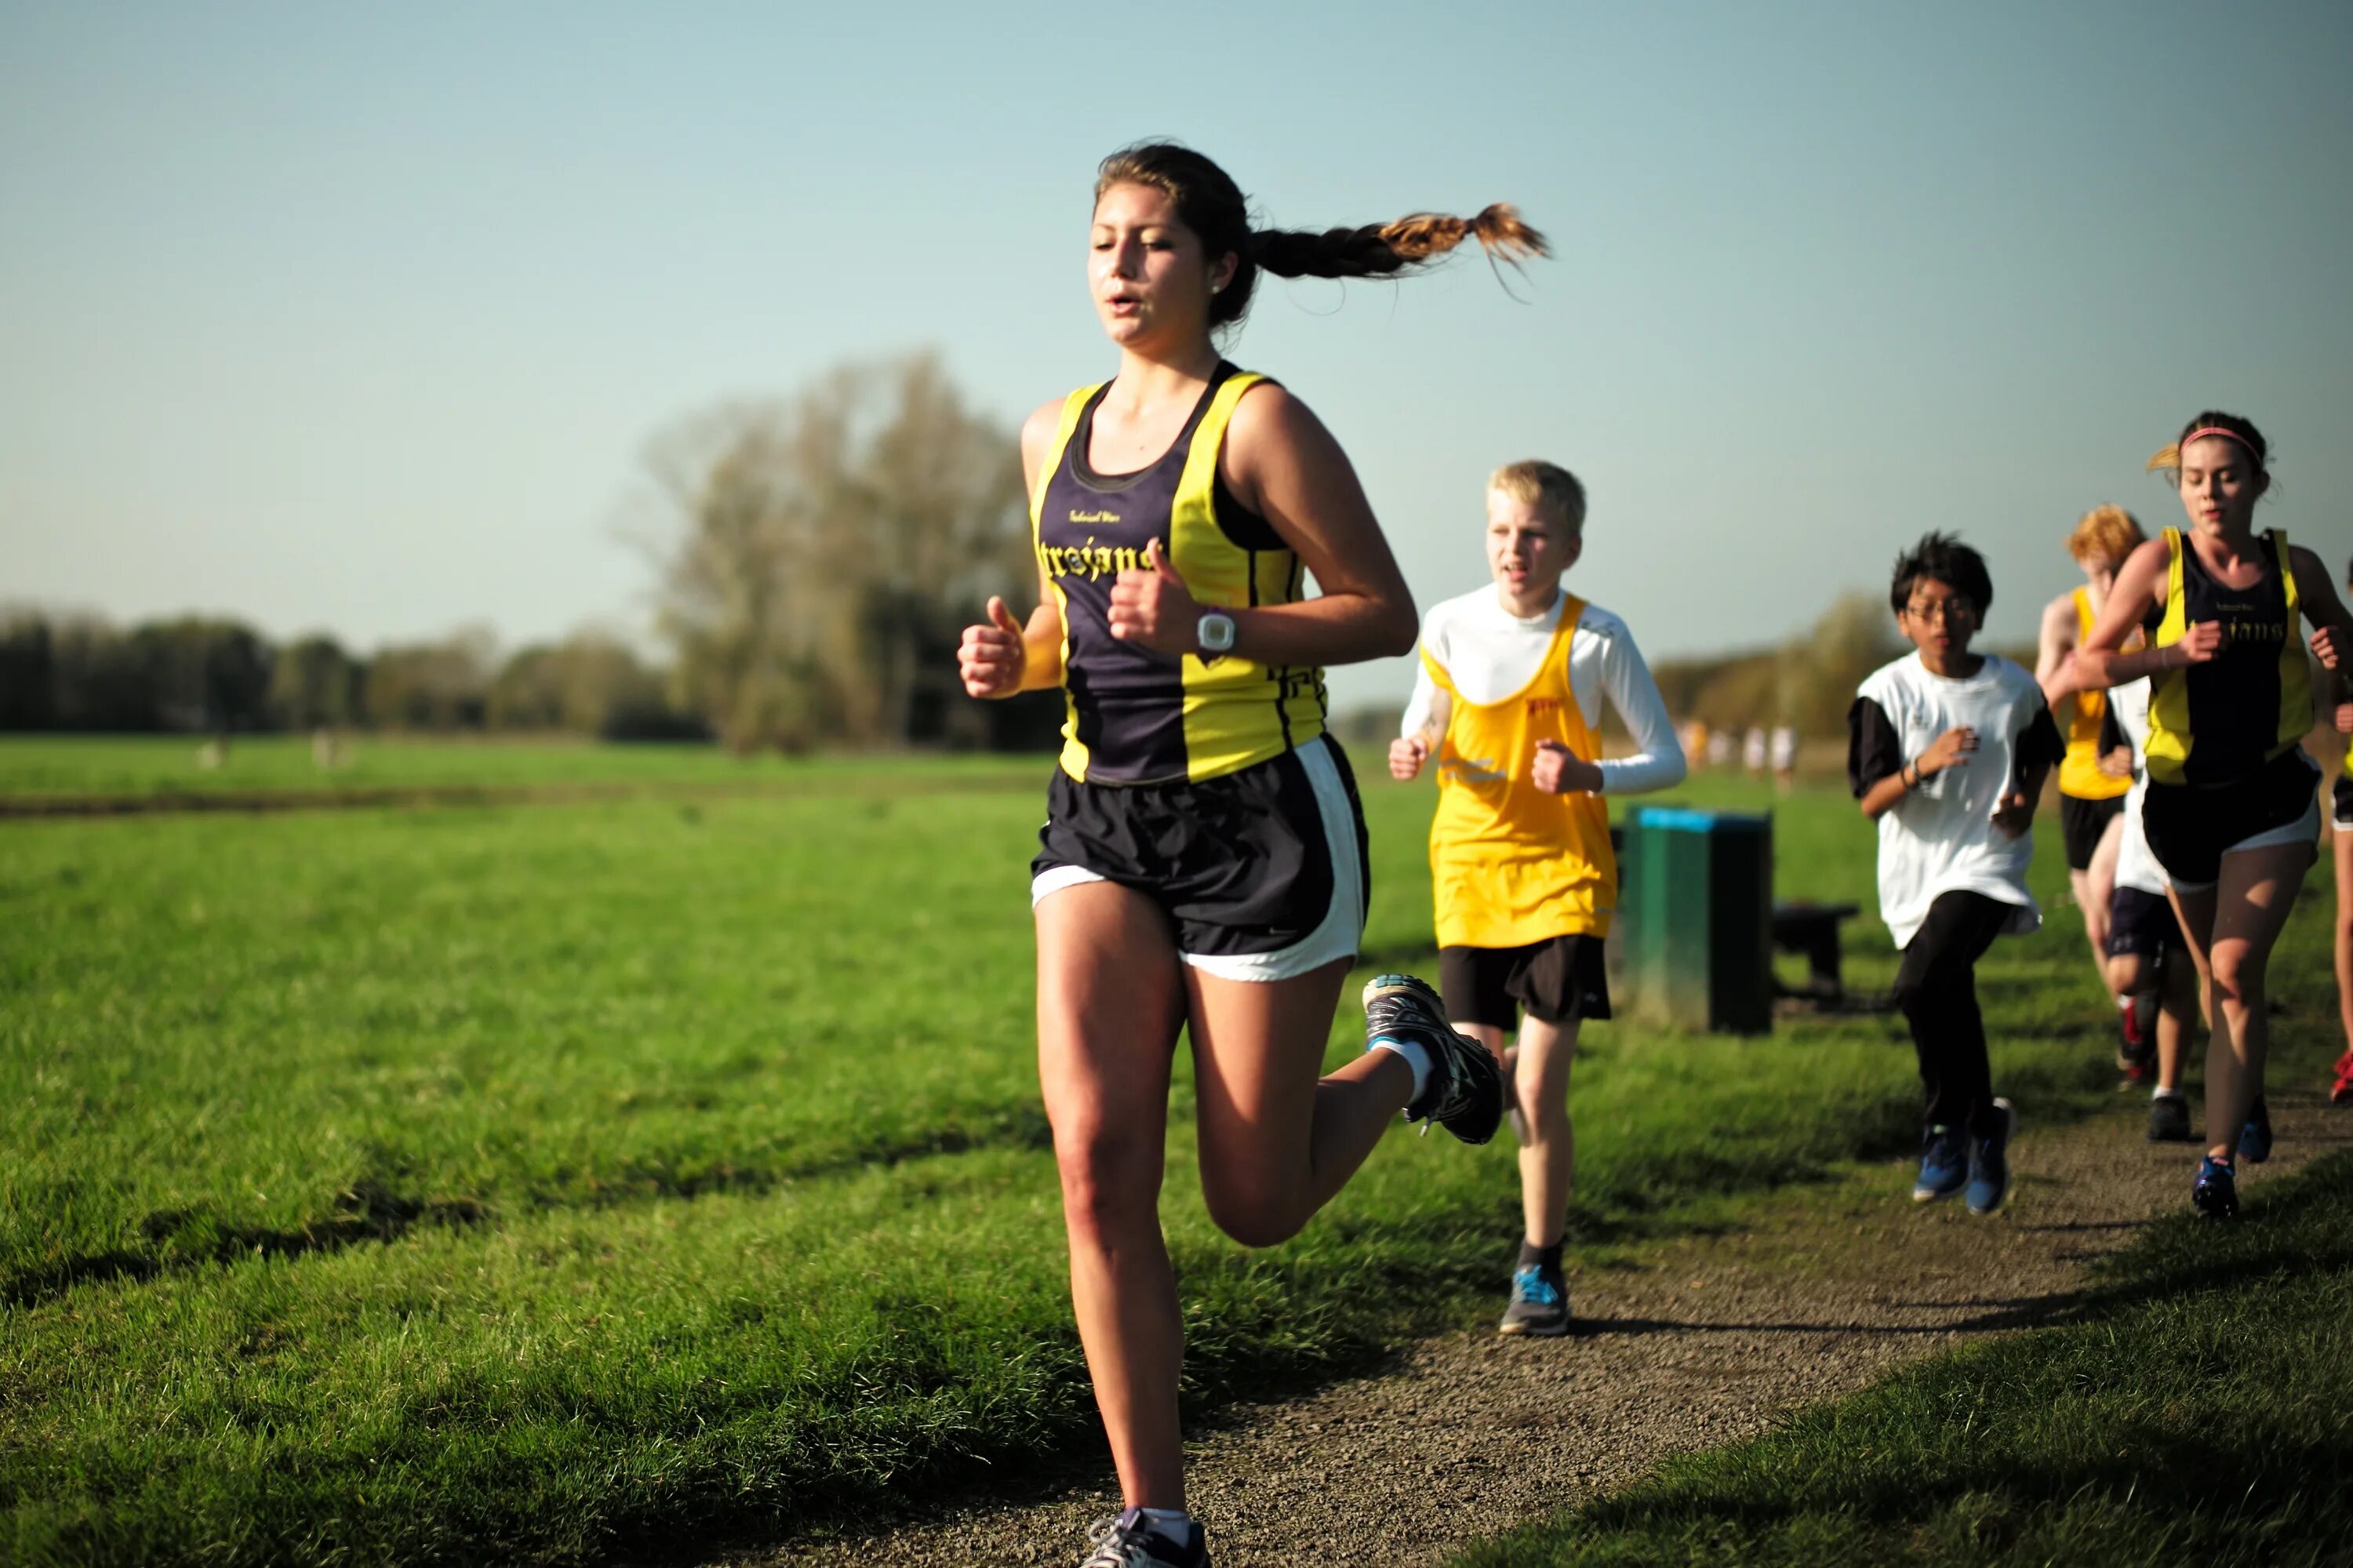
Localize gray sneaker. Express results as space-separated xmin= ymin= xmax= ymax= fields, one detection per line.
xmin=2148 ymin=1091 xmax=2193 ymax=1143
xmin=1498 ymin=1261 xmax=1569 ymax=1337
xmin=1080 ymin=1510 xmax=1208 ymax=1567
xmin=1363 ymin=973 xmax=1502 ymax=1144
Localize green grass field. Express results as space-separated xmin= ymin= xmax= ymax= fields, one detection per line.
xmin=2 ymin=739 xmax=2342 ymax=1565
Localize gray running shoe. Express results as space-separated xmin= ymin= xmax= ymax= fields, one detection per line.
xmin=2148 ymin=1091 xmax=2193 ymax=1143
xmin=1498 ymin=1261 xmax=1570 ymax=1337
xmin=1081 ymin=1510 xmax=1208 ymax=1568
xmin=1363 ymin=973 xmax=1503 ymax=1144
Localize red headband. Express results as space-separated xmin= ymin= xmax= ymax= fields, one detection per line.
xmin=2179 ymin=426 xmax=2262 ymax=466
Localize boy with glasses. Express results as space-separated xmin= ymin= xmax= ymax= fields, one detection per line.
xmin=1849 ymin=533 xmax=2066 ymax=1213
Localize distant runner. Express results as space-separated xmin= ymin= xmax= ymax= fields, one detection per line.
xmin=1849 ymin=533 xmax=2064 ymax=1216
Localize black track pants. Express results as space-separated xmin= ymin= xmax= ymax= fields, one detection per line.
xmin=1891 ymin=890 xmax=2015 ymax=1139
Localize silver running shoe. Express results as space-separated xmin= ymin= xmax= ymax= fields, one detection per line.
xmin=1080 ymin=1509 xmax=1208 ymax=1567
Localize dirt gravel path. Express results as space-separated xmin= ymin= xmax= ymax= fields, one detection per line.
xmin=734 ymin=1082 xmax=2348 ymax=1567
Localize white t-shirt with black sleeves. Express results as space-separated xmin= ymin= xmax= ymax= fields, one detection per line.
xmin=1847 ymin=652 xmax=2066 ymax=949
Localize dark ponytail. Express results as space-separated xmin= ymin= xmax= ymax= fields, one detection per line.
xmin=1094 ymin=142 xmax=1547 ymax=332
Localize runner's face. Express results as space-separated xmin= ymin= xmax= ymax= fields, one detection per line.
xmin=1089 ymin=182 xmax=1232 ymax=351
xmin=1897 ymin=576 xmax=1977 ymax=659
xmin=1486 ymin=492 xmax=1577 ymax=606
xmin=2177 ymin=435 xmax=2265 ymax=535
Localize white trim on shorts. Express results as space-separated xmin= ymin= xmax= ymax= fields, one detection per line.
xmin=2169 ymin=791 xmax=2321 ymax=894
xmin=1028 ymin=735 xmax=1366 ymax=983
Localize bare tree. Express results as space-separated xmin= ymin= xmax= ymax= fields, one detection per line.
xmin=646 ymin=353 xmax=1028 ymax=753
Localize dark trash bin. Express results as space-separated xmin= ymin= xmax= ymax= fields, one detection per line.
xmin=1615 ymin=807 xmax=1773 ymax=1035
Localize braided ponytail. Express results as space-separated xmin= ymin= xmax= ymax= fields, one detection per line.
xmin=1095 ymin=142 xmax=1547 ymax=332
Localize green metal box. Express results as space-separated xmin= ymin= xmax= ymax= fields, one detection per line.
xmin=1615 ymin=807 xmax=1773 ymax=1035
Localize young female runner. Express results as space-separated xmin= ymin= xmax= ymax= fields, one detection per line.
xmin=2062 ymin=413 xmax=2351 ymax=1217
xmin=2331 ymin=555 xmax=2353 ymax=1107
xmin=2035 ymin=505 xmax=2144 ymax=1071
xmin=957 ymin=143 xmax=1538 ymax=1567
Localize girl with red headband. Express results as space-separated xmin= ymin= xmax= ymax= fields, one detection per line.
xmin=957 ymin=142 xmax=1537 ymax=1567
xmin=2057 ymin=412 xmax=2352 ymax=1217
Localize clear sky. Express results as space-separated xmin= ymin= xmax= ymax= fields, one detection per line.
xmin=5 ymin=1 xmax=2349 ymax=711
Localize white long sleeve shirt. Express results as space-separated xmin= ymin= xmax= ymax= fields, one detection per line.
xmin=1400 ymin=588 xmax=1687 ymax=795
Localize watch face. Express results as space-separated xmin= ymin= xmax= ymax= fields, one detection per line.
xmin=1198 ymin=613 xmax=1235 ymax=653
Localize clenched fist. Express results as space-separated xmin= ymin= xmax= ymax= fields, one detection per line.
xmin=1389 ymin=735 xmax=1429 ymax=781
xmin=958 ymin=596 xmax=1028 ymax=699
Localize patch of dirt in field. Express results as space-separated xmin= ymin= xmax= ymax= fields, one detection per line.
xmin=729 ymin=1086 xmax=2348 ymax=1568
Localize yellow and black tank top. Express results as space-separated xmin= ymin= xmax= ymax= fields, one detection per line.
xmin=1032 ymin=362 xmax=1328 ymax=785
xmin=2059 ymin=587 xmax=2130 ymax=802
xmin=1426 ymin=595 xmax=1616 ymax=948
xmin=2144 ymin=526 xmax=2311 ymax=788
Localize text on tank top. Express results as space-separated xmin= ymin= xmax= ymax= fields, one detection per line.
xmin=1426 ymin=593 xmax=1617 ymax=948
xmin=1031 ymin=363 xmax=1329 ymax=785
xmin=2144 ymin=526 xmax=2310 ymax=788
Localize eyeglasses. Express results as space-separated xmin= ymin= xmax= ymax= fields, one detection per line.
xmin=1903 ymin=598 xmax=1975 ymax=624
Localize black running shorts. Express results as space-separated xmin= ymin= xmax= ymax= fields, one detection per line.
xmin=2143 ymin=748 xmax=2319 ymax=890
xmin=2059 ymin=792 xmax=2124 ymax=872
xmin=1031 ymin=734 xmax=1369 ymax=981
xmin=2107 ymin=886 xmax=2184 ymax=960
xmin=2334 ymin=770 xmax=2353 ymax=832
xmin=1438 ymin=934 xmax=1612 ymax=1031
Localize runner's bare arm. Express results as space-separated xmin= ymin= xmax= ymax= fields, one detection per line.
xmin=2073 ymin=539 xmax=2216 ymax=686
xmin=2034 ymin=593 xmax=2078 ymax=702
xmin=958 ymin=401 xmax=1066 ymax=697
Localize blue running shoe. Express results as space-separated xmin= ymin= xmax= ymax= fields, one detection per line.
xmin=2192 ymin=1155 xmax=2238 ymax=1220
xmin=2238 ymin=1095 xmax=2273 ymax=1164
xmin=1498 ymin=1263 xmax=1570 ymax=1337
xmin=1363 ymin=973 xmax=1503 ymax=1145
xmin=1965 ymin=1098 xmax=2017 ymax=1215
xmin=1912 ymin=1124 xmax=1967 ymax=1202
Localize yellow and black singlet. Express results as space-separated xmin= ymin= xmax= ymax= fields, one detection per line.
xmin=2143 ymin=526 xmax=2311 ymax=788
xmin=1032 ymin=362 xmax=1328 ymax=785
xmin=1425 ymin=595 xmax=1617 ymax=948
xmin=2058 ymin=587 xmax=2129 ymax=802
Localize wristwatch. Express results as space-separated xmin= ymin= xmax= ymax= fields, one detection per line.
xmin=1196 ymin=610 xmax=1237 ymax=656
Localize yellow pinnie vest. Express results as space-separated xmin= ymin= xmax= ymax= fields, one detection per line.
xmin=1427 ymin=595 xmax=1617 ymax=948
xmin=2058 ymin=587 xmax=2130 ymax=801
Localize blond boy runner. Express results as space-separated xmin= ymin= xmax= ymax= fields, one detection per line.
xmin=1391 ymin=460 xmax=1686 ymax=1335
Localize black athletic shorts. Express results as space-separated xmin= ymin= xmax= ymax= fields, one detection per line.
xmin=2334 ymin=770 xmax=2353 ymax=831
xmin=2108 ymin=886 xmax=2184 ymax=961
xmin=1438 ymin=934 xmax=1612 ymax=1031
xmin=2059 ymin=792 xmax=2124 ymax=872
xmin=1031 ymin=734 xmax=1369 ymax=981
xmin=2142 ymin=748 xmax=2320 ymax=890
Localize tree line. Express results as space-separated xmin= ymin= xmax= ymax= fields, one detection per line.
xmin=3 ymin=353 xmax=1062 ymax=751
xmin=0 ymin=613 xmax=706 ymax=740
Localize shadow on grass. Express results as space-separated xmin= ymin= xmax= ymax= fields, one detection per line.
xmin=4 ymin=1109 xmax=1058 ymax=1311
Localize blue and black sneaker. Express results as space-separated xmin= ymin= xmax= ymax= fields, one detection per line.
xmin=1498 ymin=1262 xmax=1570 ymax=1337
xmin=2191 ymin=1155 xmax=2238 ymax=1220
xmin=1965 ymin=1098 xmax=2017 ymax=1215
xmin=1363 ymin=973 xmax=1503 ymax=1145
xmin=2238 ymin=1095 xmax=2273 ymax=1164
xmin=1081 ymin=1508 xmax=1209 ymax=1568
xmin=1911 ymin=1124 xmax=1968 ymax=1203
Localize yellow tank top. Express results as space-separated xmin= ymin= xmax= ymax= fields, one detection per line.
xmin=1427 ymin=595 xmax=1617 ymax=948
xmin=2144 ymin=527 xmax=2308 ymax=788
xmin=2058 ymin=587 xmax=2130 ymax=801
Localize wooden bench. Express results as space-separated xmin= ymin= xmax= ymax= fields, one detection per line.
xmin=1771 ymin=900 xmax=1860 ymax=1004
